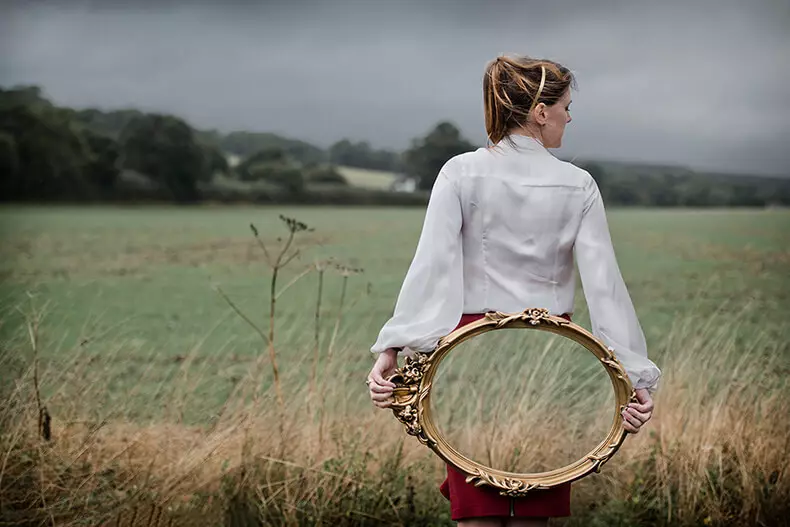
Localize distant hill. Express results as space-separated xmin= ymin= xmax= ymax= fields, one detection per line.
xmin=70 ymin=110 xmax=328 ymax=166
xmin=73 ymin=108 xmax=144 ymax=139
xmin=197 ymin=130 xmax=327 ymax=165
xmin=573 ymin=159 xmax=790 ymax=207
xmin=571 ymin=157 xmax=788 ymax=182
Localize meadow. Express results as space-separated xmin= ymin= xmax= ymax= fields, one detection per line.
xmin=0 ymin=205 xmax=789 ymax=526
xmin=336 ymin=166 xmax=399 ymax=190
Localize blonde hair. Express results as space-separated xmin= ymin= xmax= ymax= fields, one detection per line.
xmin=483 ymin=55 xmax=576 ymax=145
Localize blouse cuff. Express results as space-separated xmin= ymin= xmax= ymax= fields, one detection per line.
xmin=630 ymin=367 xmax=661 ymax=395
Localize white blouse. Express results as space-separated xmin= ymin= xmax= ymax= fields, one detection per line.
xmin=370 ymin=134 xmax=661 ymax=393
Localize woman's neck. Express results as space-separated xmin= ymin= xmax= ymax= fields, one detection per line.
xmin=509 ymin=126 xmax=544 ymax=146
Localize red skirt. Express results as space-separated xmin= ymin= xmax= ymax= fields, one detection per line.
xmin=438 ymin=313 xmax=573 ymax=520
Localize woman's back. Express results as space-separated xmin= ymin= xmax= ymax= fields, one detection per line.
xmin=453 ymin=134 xmax=592 ymax=316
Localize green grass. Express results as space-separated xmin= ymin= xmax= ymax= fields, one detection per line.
xmin=0 ymin=206 xmax=788 ymax=414
xmin=1 ymin=205 xmax=789 ymax=526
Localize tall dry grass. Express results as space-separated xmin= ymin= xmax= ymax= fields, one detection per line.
xmin=2 ymin=218 xmax=788 ymax=525
xmin=431 ymin=329 xmax=615 ymax=474
xmin=1 ymin=293 xmax=788 ymax=526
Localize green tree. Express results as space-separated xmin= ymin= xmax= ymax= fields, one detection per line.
xmin=236 ymin=147 xmax=288 ymax=181
xmin=0 ymin=131 xmax=20 ymax=194
xmin=404 ymin=122 xmax=476 ymax=190
xmin=676 ymin=177 xmax=712 ymax=207
xmin=236 ymin=147 xmax=305 ymax=193
xmin=250 ymin=165 xmax=305 ymax=194
xmin=606 ymin=177 xmax=644 ymax=206
xmin=74 ymin=108 xmax=143 ymax=139
xmin=579 ymin=161 xmax=608 ymax=197
xmin=329 ymin=139 xmax=401 ymax=171
xmin=83 ymin=131 xmax=120 ymax=191
xmin=202 ymin=144 xmax=229 ymax=180
xmin=120 ymin=114 xmax=209 ymax=202
xmin=0 ymin=87 xmax=93 ymax=198
xmin=304 ymin=164 xmax=347 ymax=185
xmin=220 ymin=131 xmax=326 ymax=164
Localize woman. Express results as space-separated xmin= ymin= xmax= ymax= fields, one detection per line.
xmin=367 ymin=55 xmax=661 ymax=526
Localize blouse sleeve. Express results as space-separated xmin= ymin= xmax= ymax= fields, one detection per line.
xmin=370 ymin=168 xmax=464 ymax=356
xmin=574 ymin=179 xmax=662 ymax=393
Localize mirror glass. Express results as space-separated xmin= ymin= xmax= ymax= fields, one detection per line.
xmin=430 ymin=327 xmax=614 ymax=474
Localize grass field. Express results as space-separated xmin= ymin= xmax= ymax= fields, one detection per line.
xmin=1 ymin=205 xmax=789 ymax=526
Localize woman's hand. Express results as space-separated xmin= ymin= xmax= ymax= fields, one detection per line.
xmin=622 ymin=388 xmax=654 ymax=434
xmin=367 ymin=349 xmax=398 ymax=409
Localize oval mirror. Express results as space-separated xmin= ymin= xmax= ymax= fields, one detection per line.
xmin=387 ymin=308 xmax=636 ymax=497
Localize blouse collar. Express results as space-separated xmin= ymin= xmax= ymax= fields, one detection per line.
xmin=507 ymin=134 xmax=546 ymax=150
xmin=491 ymin=133 xmax=550 ymax=155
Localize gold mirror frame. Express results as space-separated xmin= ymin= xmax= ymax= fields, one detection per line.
xmin=387 ymin=308 xmax=636 ymax=497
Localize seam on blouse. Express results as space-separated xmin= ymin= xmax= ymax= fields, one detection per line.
xmin=482 ymin=218 xmax=489 ymax=310
xmin=552 ymin=255 xmax=560 ymax=315
xmin=463 ymin=174 xmax=585 ymax=190
xmin=551 ymin=194 xmax=566 ymax=313
xmin=475 ymin=176 xmax=490 ymax=310
xmin=572 ymin=183 xmax=597 ymax=251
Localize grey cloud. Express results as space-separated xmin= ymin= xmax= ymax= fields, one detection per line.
xmin=2 ymin=0 xmax=789 ymax=174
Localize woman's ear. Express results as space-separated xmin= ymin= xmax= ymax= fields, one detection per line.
xmin=533 ymin=102 xmax=548 ymax=126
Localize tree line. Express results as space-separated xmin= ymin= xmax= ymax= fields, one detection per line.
xmin=1 ymin=85 xmax=788 ymax=206
xmin=0 ymin=86 xmax=225 ymax=202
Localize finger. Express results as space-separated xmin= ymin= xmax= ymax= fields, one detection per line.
xmin=621 ymin=411 xmax=640 ymax=433
xmin=622 ymin=411 xmax=641 ymax=430
xmin=371 ymin=370 xmax=396 ymax=389
xmin=370 ymin=392 xmax=393 ymax=403
xmin=626 ymin=407 xmax=651 ymax=424
xmin=370 ymin=392 xmax=392 ymax=401
xmin=628 ymin=401 xmax=654 ymax=413
xmin=370 ymin=390 xmax=392 ymax=401
xmin=369 ymin=383 xmax=394 ymax=394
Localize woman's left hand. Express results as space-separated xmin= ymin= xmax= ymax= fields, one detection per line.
xmin=367 ymin=349 xmax=398 ymax=409
xmin=621 ymin=388 xmax=654 ymax=434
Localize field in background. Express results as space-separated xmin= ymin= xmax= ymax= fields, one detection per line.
xmin=1 ymin=206 xmax=789 ymax=526
xmin=337 ymin=165 xmax=399 ymax=190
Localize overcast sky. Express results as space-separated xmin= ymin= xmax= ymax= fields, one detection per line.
xmin=2 ymin=0 xmax=789 ymax=175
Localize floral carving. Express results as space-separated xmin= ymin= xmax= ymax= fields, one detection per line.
xmin=525 ymin=307 xmax=551 ymax=325
xmin=599 ymin=346 xmax=629 ymax=382
xmin=396 ymin=404 xmax=423 ymax=436
xmin=399 ymin=352 xmax=431 ymax=383
xmin=485 ymin=307 xmax=567 ymax=329
xmin=389 ymin=353 xmax=434 ymax=443
xmin=465 ymin=469 xmax=548 ymax=497
xmin=586 ymin=441 xmax=620 ymax=473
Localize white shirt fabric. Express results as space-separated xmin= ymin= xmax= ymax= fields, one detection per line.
xmin=370 ymin=134 xmax=661 ymax=393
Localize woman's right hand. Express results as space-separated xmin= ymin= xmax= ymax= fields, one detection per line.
xmin=621 ymin=388 xmax=654 ymax=433
xmin=367 ymin=349 xmax=398 ymax=409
